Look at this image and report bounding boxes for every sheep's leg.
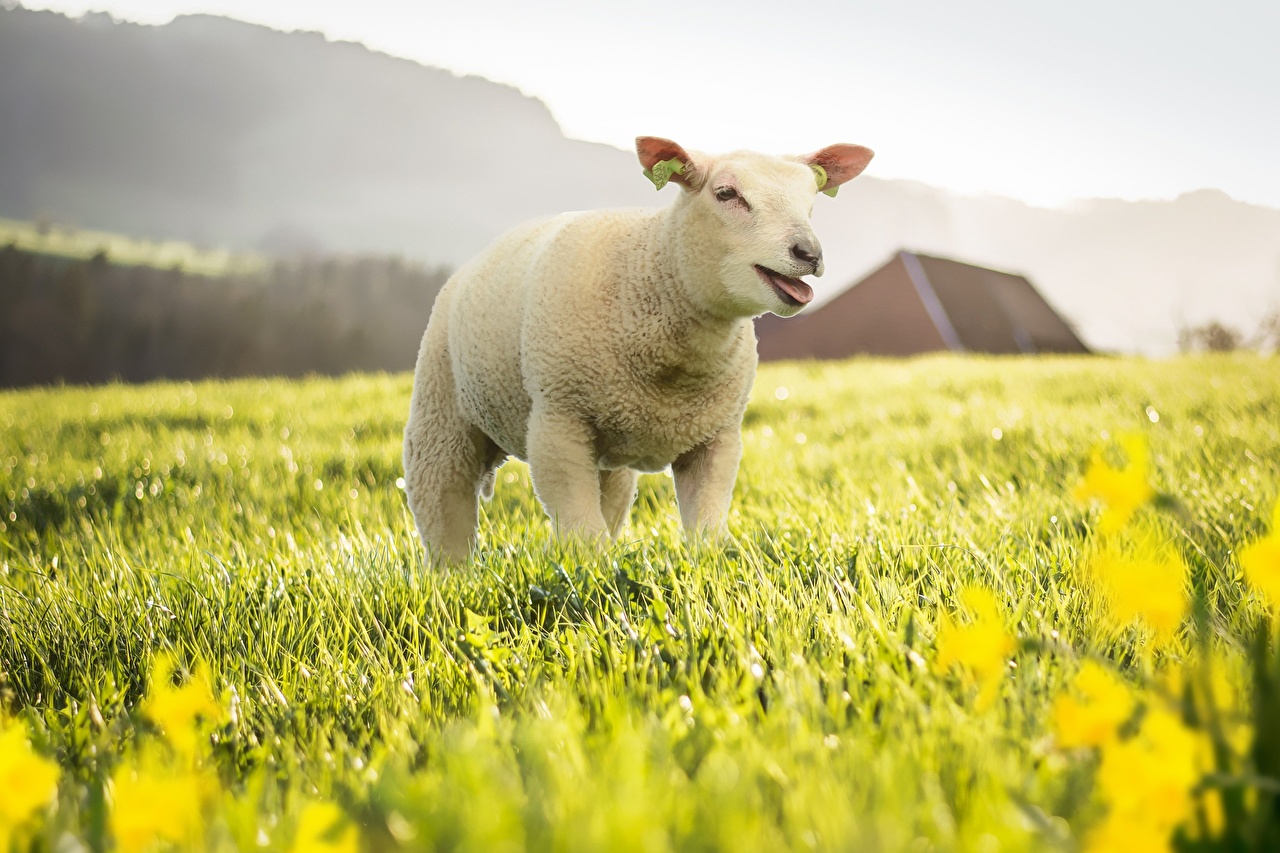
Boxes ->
[526,408,608,539]
[477,444,508,502]
[672,429,743,539]
[599,468,639,538]
[403,320,493,564]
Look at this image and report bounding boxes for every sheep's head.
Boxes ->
[637,137,873,318]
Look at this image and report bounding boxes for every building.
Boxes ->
[756,251,1090,360]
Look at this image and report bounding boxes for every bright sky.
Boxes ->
[16,0,1280,209]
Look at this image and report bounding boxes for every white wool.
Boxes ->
[403,140,872,562]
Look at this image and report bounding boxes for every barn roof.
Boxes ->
[756,250,1089,360]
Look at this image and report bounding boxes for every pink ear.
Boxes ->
[802,144,874,189]
[635,136,703,191]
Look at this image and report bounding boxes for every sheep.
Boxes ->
[403,136,874,562]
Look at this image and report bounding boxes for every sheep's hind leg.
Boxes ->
[477,444,508,502]
[599,468,639,538]
[403,412,495,564]
[403,320,495,564]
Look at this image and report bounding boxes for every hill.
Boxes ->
[2,7,1278,352]
[0,7,657,263]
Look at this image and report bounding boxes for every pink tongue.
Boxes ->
[773,272,813,304]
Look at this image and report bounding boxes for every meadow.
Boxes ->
[2,354,1279,851]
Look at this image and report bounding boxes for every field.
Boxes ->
[2,355,1279,851]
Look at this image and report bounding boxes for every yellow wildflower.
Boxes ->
[291,800,359,853]
[1239,497,1280,607]
[110,759,206,853]
[144,653,221,763]
[1090,541,1188,645]
[934,586,1015,710]
[0,722,61,848]
[1083,812,1173,853]
[1088,707,1209,851]
[1073,433,1155,534]
[1052,661,1134,748]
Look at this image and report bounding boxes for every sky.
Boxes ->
[14,0,1280,210]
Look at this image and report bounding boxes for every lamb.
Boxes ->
[403,136,874,562]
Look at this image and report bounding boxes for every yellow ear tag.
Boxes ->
[811,164,838,197]
[643,158,686,191]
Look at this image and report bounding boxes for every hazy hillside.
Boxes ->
[2,7,1277,353]
[0,7,658,262]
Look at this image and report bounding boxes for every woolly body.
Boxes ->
[403,139,873,561]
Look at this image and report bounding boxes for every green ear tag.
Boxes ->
[811,164,839,197]
[643,158,686,191]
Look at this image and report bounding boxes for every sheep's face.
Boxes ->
[698,152,829,319]
[636,137,874,320]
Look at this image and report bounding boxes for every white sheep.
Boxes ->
[403,136,874,561]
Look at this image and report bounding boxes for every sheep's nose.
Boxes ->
[790,243,822,269]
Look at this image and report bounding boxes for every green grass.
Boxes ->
[2,355,1278,851]
[0,217,265,277]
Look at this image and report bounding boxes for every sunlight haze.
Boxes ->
[14,0,1280,210]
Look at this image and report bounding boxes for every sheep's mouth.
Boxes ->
[755,265,813,307]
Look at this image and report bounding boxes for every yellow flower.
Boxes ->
[1090,541,1188,645]
[110,759,207,853]
[291,800,359,853]
[1083,812,1174,853]
[144,654,221,763]
[1089,707,1208,852]
[1073,434,1155,534]
[1052,661,1134,748]
[1239,497,1280,607]
[934,586,1015,710]
[1085,701,1223,850]
[0,722,61,847]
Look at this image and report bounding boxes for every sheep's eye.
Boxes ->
[714,187,739,202]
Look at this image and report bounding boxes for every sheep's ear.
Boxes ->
[636,136,703,192]
[801,144,874,197]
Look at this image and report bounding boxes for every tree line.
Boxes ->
[0,246,450,387]
[1177,314,1280,354]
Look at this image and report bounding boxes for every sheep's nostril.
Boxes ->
[790,244,821,268]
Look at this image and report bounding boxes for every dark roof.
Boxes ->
[756,250,1089,360]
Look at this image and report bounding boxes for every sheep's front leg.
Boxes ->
[526,407,608,540]
[672,428,743,539]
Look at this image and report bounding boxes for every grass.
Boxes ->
[1,354,1278,851]
[0,217,265,277]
